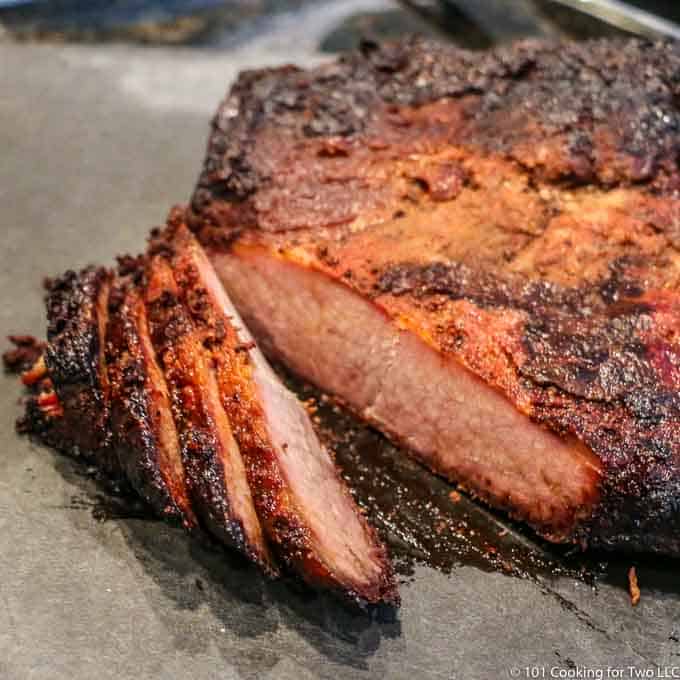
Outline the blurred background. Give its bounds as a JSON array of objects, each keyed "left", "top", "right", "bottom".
[{"left": 0, "top": 0, "right": 679, "bottom": 50}]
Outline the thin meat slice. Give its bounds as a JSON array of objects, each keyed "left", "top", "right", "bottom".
[
  {"left": 39, "top": 267, "right": 117, "bottom": 472},
  {"left": 211, "top": 246, "right": 602, "bottom": 541},
  {"left": 143, "top": 253, "right": 275, "bottom": 574},
  {"left": 167, "top": 222, "right": 397, "bottom": 606},
  {"left": 106, "top": 277, "right": 196, "bottom": 527}
]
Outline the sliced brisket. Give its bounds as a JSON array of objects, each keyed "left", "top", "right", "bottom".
[
  {"left": 106, "top": 276, "right": 196, "bottom": 526},
  {"left": 143, "top": 252, "right": 274, "bottom": 573},
  {"left": 37, "top": 267, "right": 116, "bottom": 471},
  {"left": 14, "top": 35, "right": 680, "bottom": 608},
  {"left": 167, "top": 221, "right": 397, "bottom": 605},
  {"left": 10, "top": 239, "right": 398, "bottom": 603},
  {"left": 190, "top": 38, "right": 680, "bottom": 555}
]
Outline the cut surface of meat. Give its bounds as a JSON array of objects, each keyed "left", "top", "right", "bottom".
[
  {"left": 106, "top": 277, "right": 196, "bottom": 526},
  {"left": 189, "top": 37, "right": 680, "bottom": 555},
  {"left": 212, "top": 247, "right": 602, "bottom": 541},
  {"left": 168, "top": 222, "right": 397, "bottom": 605},
  {"left": 143, "top": 252, "right": 274, "bottom": 572}
]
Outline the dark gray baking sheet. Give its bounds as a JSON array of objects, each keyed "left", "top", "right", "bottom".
[{"left": 2, "top": 35, "right": 680, "bottom": 680}]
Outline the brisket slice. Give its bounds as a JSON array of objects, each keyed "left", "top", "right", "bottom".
[
  {"left": 106, "top": 276, "right": 196, "bottom": 526},
  {"left": 37, "top": 267, "right": 116, "bottom": 471},
  {"left": 190, "top": 38, "right": 680, "bottom": 555},
  {"left": 143, "top": 252, "right": 275, "bottom": 573},
  {"left": 166, "top": 222, "right": 397, "bottom": 605}
]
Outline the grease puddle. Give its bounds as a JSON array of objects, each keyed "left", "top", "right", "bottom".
[
  {"left": 299, "top": 381, "right": 604, "bottom": 584},
  {"left": 286, "top": 373, "right": 680, "bottom": 607}
]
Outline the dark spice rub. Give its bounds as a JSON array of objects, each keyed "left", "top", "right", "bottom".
[
  {"left": 106, "top": 274, "right": 196, "bottom": 526},
  {"left": 192, "top": 37, "right": 680, "bottom": 555},
  {"left": 40, "top": 267, "right": 116, "bottom": 470},
  {"left": 191, "top": 36, "right": 680, "bottom": 240}
]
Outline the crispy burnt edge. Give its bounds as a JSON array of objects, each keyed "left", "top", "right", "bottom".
[
  {"left": 12, "top": 267, "right": 121, "bottom": 475},
  {"left": 6, "top": 264, "right": 199, "bottom": 527},
  {"left": 165, "top": 221, "right": 398, "bottom": 607},
  {"left": 4, "top": 336, "right": 57, "bottom": 440},
  {"left": 45, "top": 268, "right": 112, "bottom": 460},
  {"left": 375, "top": 259, "right": 680, "bottom": 556},
  {"left": 190, "top": 36, "right": 680, "bottom": 233},
  {"left": 105, "top": 275, "right": 195, "bottom": 524},
  {"left": 3, "top": 335, "right": 45, "bottom": 374},
  {"left": 143, "top": 249, "right": 277, "bottom": 573}
]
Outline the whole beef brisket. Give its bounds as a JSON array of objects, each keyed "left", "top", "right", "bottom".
[
  {"left": 189, "top": 37, "right": 680, "bottom": 555},
  {"left": 7, "top": 37, "right": 680, "bottom": 608}
]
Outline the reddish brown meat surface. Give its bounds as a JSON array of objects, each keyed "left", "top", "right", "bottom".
[
  {"left": 190, "top": 37, "right": 680, "bottom": 555},
  {"left": 212, "top": 247, "right": 602, "bottom": 542}
]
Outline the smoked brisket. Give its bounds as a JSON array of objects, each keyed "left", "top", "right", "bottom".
[{"left": 189, "top": 37, "right": 680, "bottom": 556}]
